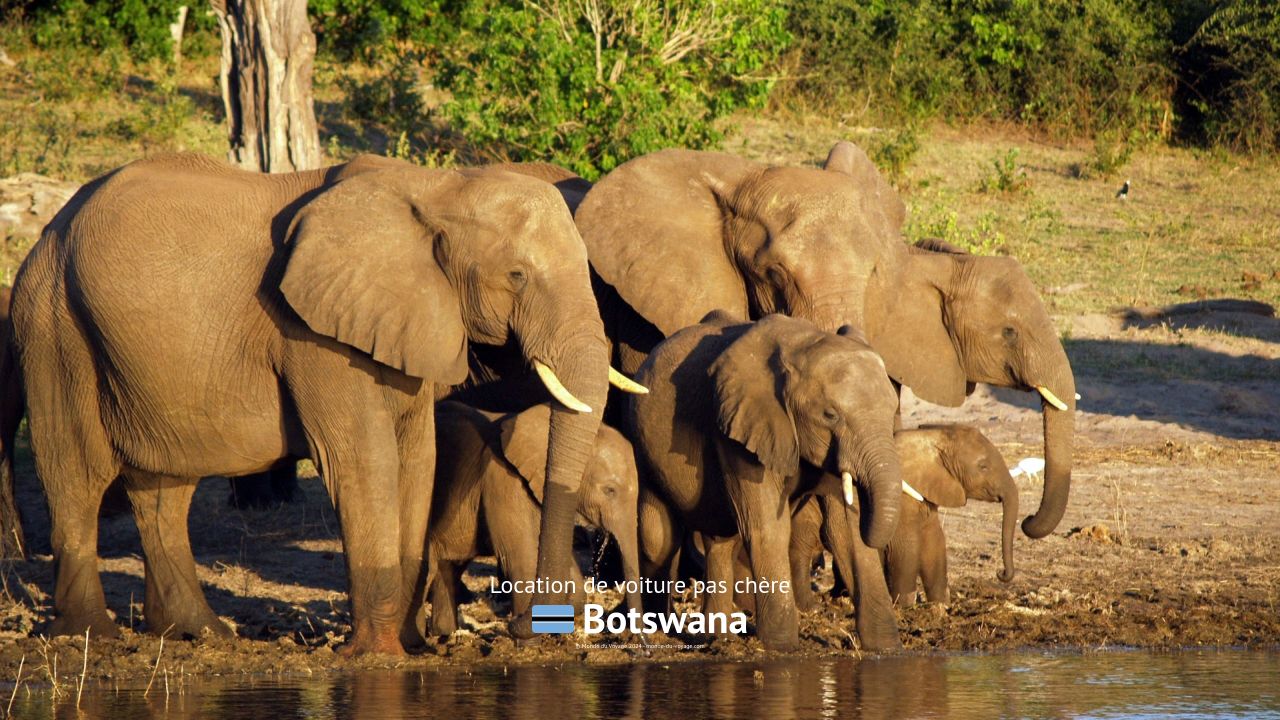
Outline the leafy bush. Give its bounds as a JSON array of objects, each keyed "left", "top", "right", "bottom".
[
  {"left": 31, "top": 0, "right": 214, "bottom": 62},
  {"left": 432, "top": 0, "right": 790, "bottom": 179},
  {"left": 785, "top": 0, "right": 1172, "bottom": 136},
  {"left": 978, "top": 148, "right": 1030, "bottom": 193},
  {"left": 309, "top": 0, "right": 460, "bottom": 61},
  {"left": 1179, "top": 1, "right": 1280, "bottom": 152}
]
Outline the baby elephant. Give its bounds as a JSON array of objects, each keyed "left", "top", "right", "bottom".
[
  {"left": 425, "top": 401, "right": 641, "bottom": 636},
  {"left": 884, "top": 424, "right": 1018, "bottom": 606}
]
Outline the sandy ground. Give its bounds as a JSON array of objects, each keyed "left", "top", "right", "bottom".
[{"left": 0, "top": 306, "right": 1276, "bottom": 682}]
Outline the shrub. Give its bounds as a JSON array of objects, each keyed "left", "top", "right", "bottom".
[
  {"left": 31, "top": 0, "right": 215, "bottom": 62},
  {"left": 432, "top": 0, "right": 790, "bottom": 179},
  {"left": 784, "top": 0, "right": 1173, "bottom": 136},
  {"left": 1179, "top": 0, "right": 1280, "bottom": 152},
  {"left": 978, "top": 148, "right": 1030, "bottom": 193}
]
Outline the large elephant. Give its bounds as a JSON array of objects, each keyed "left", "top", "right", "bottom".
[
  {"left": 6, "top": 152, "right": 611, "bottom": 655},
  {"left": 425, "top": 401, "right": 642, "bottom": 635},
  {"left": 575, "top": 144, "right": 1075, "bottom": 542},
  {"left": 627, "top": 312, "right": 902, "bottom": 650}
]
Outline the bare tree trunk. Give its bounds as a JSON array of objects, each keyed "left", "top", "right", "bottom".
[{"left": 211, "top": 0, "right": 321, "bottom": 173}]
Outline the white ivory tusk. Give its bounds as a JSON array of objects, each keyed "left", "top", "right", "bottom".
[
  {"left": 533, "top": 360, "right": 593, "bottom": 413},
  {"left": 609, "top": 367, "right": 649, "bottom": 394},
  {"left": 1036, "top": 385, "right": 1070, "bottom": 411},
  {"left": 902, "top": 480, "right": 925, "bottom": 503},
  {"left": 841, "top": 472, "right": 855, "bottom": 507}
]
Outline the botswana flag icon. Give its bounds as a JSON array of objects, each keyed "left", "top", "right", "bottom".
[{"left": 531, "top": 604, "right": 575, "bottom": 634}]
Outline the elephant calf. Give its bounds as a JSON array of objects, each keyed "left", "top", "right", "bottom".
[
  {"left": 628, "top": 312, "right": 904, "bottom": 651},
  {"left": 425, "top": 401, "right": 641, "bottom": 636},
  {"left": 884, "top": 425, "right": 1018, "bottom": 606},
  {"left": 789, "top": 424, "right": 1018, "bottom": 610}
]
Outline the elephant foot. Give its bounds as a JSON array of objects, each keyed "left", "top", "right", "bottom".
[
  {"left": 147, "top": 607, "right": 234, "bottom": 641},
  {"left": 508, "top": 610, "right": 535, "bottom": 640},
  {"left": 758, "top": 632, "right": 801, "bottom": 653},
  {"left": 427, "top": 613, "right": 458, "bottom": 639},
  {"left": 50, "top": 611, "right": 120, "bottom": 639},
  {"left": 400, "top": 625, "right": 430, "bottom": 652},
  {"left": 338, "top": 627, "right": 406, "bottom": 657},
  {"left": 855, "top": 623, "right": 902, "bottom": 653}
]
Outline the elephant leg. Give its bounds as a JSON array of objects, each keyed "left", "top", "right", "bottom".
[
  {"left": 919, "top": 513, "right": 949, "bottom": 604},
  {"left": 395, "top": 404, "right": 436, "bottom": 650},
  {"left": 701, "top": 535, "right": 739, "bottom": 623},
  {"left": 731, "top": 544, "right": 756, "bottom": 614},
  {"left": 721, "top": 447, "right": 799, "bottom": 651},
  {"left": 44, "top": 467, "right": 120, "bottom": 638},
  {"left": 427, "top": 559, "right": 462, "bottom": 637},
  {"left": 30, "top": 407, "right": 120, "bottom": 638},
  {"left": 123, "top": 470, "right": 232, "bottom": 639},
  {"left": 822, "top": 495, "right": 900, "bottom": 651},
  {"left": 886, "top": 542, "right": 921, "bottom": 608},
  {"left": 638, "top": 487, "right": 679, "bottom": 615},
  {"left": 788, "top": 497, "right": 823, "bottom": 613},
  {"left": 290, "top": 382, "right": 405, "bottom": 656}
]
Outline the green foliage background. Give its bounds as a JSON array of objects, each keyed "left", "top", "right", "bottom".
[{"left": 4, "top": 0, "right": 1280, "bottom": 169}]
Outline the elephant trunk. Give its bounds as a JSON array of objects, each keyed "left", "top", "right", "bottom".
[
  {"left": 519, "top": 294, "right": 610, "bottom": 629},
  {"left": 608, "top": 511, "right": 644, "bottom": 614},
  {"left": 996, "top": 471, "right": 1018, "bottom": 583},
  {"left": 848, "top": 437, "right": 902, "bottom": 549},
  {"left": 1022, "top": 365, "right": 1075, "bottom": 539}
]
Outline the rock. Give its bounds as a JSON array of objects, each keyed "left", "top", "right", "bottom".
[{"left": 0, "top": 173, "right": 79, "bottom": 244}]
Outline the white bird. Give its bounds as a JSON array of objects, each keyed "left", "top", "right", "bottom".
[
  {"left": 1009, "top": 457, "right": 1046, "bottom": 480},
  {"left": 1116, "top": 179, "right": 1130, "bottom": 200}
]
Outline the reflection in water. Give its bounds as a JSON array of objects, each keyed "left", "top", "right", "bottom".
[{"left": 11, "top": 650, "right": 1280, "bottom": 719}]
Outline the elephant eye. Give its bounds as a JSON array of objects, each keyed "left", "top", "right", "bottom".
[
  {"left": 603, "top": 485, "right": 617, "bottom": 497},
  {"left": 822, "top": 407, "right": 839, "bottom": 423},
  {"left": 508, "top": 268, "right": 528, "bottom": 289},
  {"left": 1002, "top": 326, "right": 1018, "bottom": 343}
]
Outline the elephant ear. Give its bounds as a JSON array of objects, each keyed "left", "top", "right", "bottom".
[
  {"left": 924, "top": 437, "right": 974, "bottom": 508},
  {"left": 869, "top": 258, "right": 967, "bottom": 406},
  {"left": 497, "top": 404, "right": 554, "bottom": 503},
  {"left": 823, "top": 141, "right": 906, "bottom": 234},
  {"left": 708, "top": 315, "right": 799, "bottom": 477},
  {"left": 280, "top": 168, "right": 468, "bottom": 384},
  {"left": 576, "top": 149, "right": 756, "bottom": 337}
]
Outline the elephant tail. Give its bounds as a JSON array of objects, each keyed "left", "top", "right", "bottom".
[{"left": 0, "top": 285, "right": 27, "bottom": 559}]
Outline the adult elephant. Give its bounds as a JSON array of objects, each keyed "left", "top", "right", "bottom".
[
  {"left": 575, "top": 144, "right": 1075, "bottom": 541},
  {"left": 7, "top": 152, "right": 610, "bottom": 655}
]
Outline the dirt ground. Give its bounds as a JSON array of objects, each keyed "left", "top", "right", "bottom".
[{"left": 0, "top": 302, "right": 1276, "bottom": 684}]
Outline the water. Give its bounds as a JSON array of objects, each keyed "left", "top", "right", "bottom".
[{"left": 6, "top": 650, "right": 1278, "bottom": 719}]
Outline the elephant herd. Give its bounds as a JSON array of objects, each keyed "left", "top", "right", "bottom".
[{"left": 0, "top": 141, "right": 1075, "bottom": 655}]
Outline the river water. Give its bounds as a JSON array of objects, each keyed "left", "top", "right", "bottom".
[{"left": 5, "top": 650, "right": 1278, "bottom": 719}]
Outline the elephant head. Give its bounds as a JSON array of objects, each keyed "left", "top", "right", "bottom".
[
  {"left": 575, "top": 148, "right": 902, "bottom": 340},
  {"left": 865, "top": 239, "right": 1075, "bottom": 540},
  {"left": 280, "top": 159, "right": 613, "bottom": 594},
  {"left": 497, "top": 405, "right": 644, "bottom": 612},
  {"left": 898, "top": 425, "right": 1019, "bottom": 582},
  {"left": 709, "top": 315, "right": 903, "bottom": 548}
]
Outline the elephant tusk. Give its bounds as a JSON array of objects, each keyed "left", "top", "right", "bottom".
[
  {"left": 1036, "top": 385, "right": 1070, "bottom": 411},
  {"left": 902, "top": 480, "right": 925, "bottom": 503},
  {"left": 609, "top": 367, "right": 649, "bottom": 394},
  {"left": 533, "top": 360, "right": 593, "bottom": 414},
  {"left": 841, "top": 472, "right": 855, "bottom": 507}
]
